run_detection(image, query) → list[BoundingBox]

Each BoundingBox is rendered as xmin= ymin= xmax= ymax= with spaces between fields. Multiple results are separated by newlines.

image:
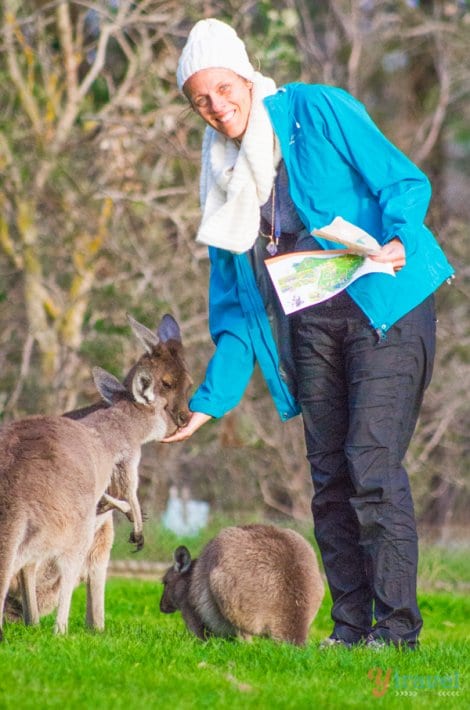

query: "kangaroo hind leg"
xmin=19 ymin=563 xmax=40 ymax=625
xmin=0 ymin=528 xmax=22 ymax=641
xmin=86 ymin=516 xmax=114 ymax=631
xmin=54 ymin=555 xmax=83 ymax=635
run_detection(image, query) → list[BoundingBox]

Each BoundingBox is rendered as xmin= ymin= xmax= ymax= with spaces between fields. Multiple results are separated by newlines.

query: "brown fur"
xmin=160 ymin=524 xmax=324 ymax=646
xmin=0 ymin=315 xmax=192 ymax=639
xmin=6 ymin=512 xmax=114 ymax=624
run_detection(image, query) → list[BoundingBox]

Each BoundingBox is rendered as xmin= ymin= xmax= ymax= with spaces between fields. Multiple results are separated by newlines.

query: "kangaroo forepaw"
xmin=129 ymin=531 xmax=144 ymax=552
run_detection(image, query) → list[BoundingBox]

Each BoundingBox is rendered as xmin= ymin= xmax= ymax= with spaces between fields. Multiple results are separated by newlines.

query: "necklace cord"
xmin=262 ymin=176 xmax=279 ymax=256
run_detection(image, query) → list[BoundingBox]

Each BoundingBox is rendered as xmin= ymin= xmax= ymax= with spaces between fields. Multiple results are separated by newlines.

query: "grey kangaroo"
xmin=65 ymin=314 xmax=193 ymax=550
xmin=0 ymin=314 xmax=192 ymax=638
xmin=160 ymin=524 xmax=324 ymax=646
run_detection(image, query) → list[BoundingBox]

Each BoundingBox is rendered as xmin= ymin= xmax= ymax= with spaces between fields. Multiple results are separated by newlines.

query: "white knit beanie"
xmin=177 ymin=18 xmax=255 ymax=92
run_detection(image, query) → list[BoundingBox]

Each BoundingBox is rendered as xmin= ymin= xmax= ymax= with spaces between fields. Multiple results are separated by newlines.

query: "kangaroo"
xmin=160 ymin=524 xmax=324 ymax=646
xmin=0 ymin=315 xmax=192 ymax=639
xmin=67 ymin=313 xmax=192 ymax=549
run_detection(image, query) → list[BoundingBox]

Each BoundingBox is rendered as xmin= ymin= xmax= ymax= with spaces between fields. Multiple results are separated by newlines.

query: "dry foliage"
xmin=0 ymin=0 xmax=468 ymax=532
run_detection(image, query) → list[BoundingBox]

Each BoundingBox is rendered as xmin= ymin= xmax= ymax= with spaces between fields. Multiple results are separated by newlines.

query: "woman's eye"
xmin=194 ymin=97 xmax=209 ymax=108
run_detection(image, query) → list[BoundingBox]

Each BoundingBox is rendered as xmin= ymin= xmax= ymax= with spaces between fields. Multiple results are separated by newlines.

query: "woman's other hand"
xmin=369 ymin=237 xmax=406 ymax=272
xmin=162 ymin=411 xmax=213 ymax=443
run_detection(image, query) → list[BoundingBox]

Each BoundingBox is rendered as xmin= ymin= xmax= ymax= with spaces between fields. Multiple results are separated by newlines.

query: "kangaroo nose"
xmin=177 ymin=410 xmax=190 ymax=427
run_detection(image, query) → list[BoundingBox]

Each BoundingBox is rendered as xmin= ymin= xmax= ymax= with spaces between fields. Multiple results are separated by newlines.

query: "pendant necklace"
xmin=264 ymin=176 xmax=281 ymax=256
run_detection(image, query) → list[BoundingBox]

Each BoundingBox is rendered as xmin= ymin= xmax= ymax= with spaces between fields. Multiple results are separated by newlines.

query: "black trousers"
xmin=291 ymin=293 xmax=436 ymax=646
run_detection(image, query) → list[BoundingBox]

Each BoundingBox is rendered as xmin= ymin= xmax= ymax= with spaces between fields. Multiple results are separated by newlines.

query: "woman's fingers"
xmin=162 ymin=411 xmax=212 ymax=443
xmin=369 ymin=238 xmax=406 ymax=272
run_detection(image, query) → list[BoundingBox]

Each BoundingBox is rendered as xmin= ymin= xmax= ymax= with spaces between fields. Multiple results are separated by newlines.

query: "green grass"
xmin=0 ymin=580 xmax=468 ymax=709
xmin=2 ymin=519 xmax=469 ymax=708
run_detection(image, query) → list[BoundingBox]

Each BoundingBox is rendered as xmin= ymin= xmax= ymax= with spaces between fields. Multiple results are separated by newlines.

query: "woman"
xmin=165 ymin=18 xmax=454 ymax=649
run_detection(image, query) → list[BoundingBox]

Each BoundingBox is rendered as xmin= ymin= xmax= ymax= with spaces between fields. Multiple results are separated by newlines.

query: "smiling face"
xmin=184 ymin=67 xmax=253 ymax=140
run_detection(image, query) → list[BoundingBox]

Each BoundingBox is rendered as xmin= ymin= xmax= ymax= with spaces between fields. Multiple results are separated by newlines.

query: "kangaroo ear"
xmin=157 ymin=314 xmax=181 ymax=344
xmin=92 ymin=367 xmax=127 ymax=404
xmin=127 ymin=314 xmax=159 ymax=354
xmin=131 ymin=368 xmax=155 ymax=405
xmin=174 ymin=546 xmax=192 ymax=573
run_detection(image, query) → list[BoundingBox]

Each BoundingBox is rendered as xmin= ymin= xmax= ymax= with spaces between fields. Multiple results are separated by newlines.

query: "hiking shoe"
xmin=365 ymin=636 xmax=388 ymax=651
xmin=319 ymin=636 xmax=353 ymax=649
xmin=366 ymin=634 xmax=419 ymax=651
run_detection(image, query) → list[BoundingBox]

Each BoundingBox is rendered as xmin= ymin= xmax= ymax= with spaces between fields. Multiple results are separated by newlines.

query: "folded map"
xmin=312 ymin=216 xmax=381 ymax=255
xmin=265 ymin=249 xmax=395 ymax=315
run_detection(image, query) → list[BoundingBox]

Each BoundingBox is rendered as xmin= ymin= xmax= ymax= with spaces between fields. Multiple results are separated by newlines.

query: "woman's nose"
xmin=209 ymin=94 xmax=227 ymax=113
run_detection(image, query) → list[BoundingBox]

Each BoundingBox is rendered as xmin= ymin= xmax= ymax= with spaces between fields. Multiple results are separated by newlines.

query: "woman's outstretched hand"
xmin=162 ymin=411 xmax=212 ymax=443
xmin=369 ymin=237 xmax=406 ymax=272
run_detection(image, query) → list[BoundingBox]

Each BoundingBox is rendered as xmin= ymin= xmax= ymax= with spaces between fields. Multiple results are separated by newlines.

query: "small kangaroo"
xmin=0 ymin=315 xmax=192 ymax=639
xmin=160 ymin=524 xmax=324 ymax=646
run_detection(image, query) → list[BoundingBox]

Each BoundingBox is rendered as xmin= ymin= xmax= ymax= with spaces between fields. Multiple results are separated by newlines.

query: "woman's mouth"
xmin=218 ymin=109 xmax=236 ymax=124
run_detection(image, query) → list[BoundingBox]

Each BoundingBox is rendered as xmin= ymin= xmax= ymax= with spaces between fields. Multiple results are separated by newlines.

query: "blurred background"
xmin=1 ymin=0 xmax=469 ymax=548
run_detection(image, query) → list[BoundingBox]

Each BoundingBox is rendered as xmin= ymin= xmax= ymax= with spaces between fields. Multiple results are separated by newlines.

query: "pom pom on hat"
xmin=177 ymin=18 xmax=255 ymax=92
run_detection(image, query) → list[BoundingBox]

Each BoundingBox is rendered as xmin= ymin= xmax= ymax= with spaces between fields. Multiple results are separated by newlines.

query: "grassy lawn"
xmin=1 ymin=521 xmax=468 ymax=709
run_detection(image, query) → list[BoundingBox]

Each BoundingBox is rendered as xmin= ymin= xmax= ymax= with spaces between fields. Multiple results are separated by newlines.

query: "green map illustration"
xmin=277 ymin=254 xmax=364 ymax=298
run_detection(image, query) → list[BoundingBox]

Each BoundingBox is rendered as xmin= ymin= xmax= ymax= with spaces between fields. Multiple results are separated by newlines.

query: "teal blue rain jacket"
xmin=190 ymin=83 xmax=454 ymax=421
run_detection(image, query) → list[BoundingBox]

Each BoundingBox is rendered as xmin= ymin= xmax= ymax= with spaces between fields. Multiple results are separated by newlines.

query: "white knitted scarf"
xmin=196 ymin=73 xmax=280 ymax=253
